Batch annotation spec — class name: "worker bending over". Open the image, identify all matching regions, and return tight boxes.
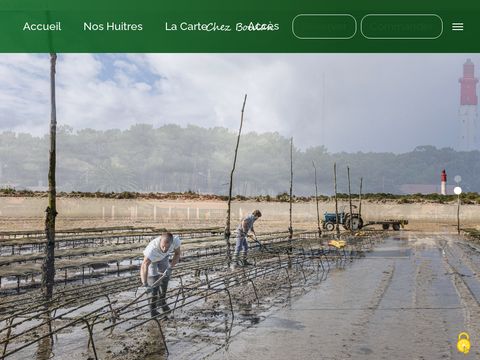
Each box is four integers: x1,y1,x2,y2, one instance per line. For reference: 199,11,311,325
140,232,181,317
234,209,262,266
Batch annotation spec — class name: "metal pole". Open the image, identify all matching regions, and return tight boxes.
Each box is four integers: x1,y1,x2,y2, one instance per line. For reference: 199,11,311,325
457,194,460,235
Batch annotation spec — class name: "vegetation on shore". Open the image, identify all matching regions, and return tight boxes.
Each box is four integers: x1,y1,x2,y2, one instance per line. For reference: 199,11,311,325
464,228,480,241
1,188,479,204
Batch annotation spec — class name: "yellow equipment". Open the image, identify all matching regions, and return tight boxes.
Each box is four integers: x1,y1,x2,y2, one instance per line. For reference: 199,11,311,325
327,240,346,249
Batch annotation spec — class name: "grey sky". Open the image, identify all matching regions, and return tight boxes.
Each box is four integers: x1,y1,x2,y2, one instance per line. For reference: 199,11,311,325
0,53,478,153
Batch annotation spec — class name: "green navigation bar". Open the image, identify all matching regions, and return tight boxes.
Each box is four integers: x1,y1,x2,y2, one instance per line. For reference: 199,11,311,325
0,0,478,52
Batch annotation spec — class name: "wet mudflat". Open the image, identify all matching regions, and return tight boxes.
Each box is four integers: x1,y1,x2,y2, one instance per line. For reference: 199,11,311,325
210,233,480,360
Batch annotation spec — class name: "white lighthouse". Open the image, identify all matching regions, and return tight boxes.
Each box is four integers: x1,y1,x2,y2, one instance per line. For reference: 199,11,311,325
458,59,478,151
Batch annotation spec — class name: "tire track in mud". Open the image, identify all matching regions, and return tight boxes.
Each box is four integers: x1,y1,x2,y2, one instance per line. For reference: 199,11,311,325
411,238,453,359
340,262,396,358
443,241,480,307
411,255,439,358
453,241,480,281
442,240,480,359
355,234,453,360
344,234,465,359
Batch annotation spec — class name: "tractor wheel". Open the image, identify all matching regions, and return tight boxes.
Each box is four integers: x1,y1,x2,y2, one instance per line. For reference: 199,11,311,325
325,222,335,231
358,217,364,229
392,223,401,231
343,214,350,230
382,224,390,230
346,217,361,231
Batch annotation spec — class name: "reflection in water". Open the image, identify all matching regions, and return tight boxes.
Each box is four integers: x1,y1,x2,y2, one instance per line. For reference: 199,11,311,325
319,269,329,282
267,316,306,330
35,319,53,360
238,303,261,325
224,313,233,350
36,335,53,360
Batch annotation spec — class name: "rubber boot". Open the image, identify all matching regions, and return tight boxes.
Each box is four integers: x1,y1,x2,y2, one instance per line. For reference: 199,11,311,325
150,306,160,317
159,278,171,312
241,251,251,266
150,293,160,317
231,253,240,269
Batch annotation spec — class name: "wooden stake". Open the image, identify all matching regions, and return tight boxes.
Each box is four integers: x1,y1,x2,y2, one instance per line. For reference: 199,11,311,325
289,137,293,239
347,166,353,232
312,161,321,237
359,177,363,218
42,53,58,301
288,138,294,269
225,94,247,265
334,162,340,235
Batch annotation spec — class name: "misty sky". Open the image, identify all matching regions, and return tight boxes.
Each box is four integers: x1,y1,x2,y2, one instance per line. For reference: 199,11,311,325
0,53,478,153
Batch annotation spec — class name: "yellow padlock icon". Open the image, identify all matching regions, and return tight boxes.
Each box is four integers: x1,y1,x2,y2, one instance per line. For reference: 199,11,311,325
457,332,471,354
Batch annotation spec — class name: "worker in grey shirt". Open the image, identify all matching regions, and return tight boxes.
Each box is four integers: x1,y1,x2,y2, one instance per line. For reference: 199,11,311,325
234,209,262,266
140,232,181,317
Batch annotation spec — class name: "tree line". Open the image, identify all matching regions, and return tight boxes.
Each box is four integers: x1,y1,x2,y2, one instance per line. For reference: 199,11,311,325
1,124,479,195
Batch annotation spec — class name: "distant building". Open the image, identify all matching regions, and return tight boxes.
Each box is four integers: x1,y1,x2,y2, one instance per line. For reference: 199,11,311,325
441,169,447,195
458,59,479,151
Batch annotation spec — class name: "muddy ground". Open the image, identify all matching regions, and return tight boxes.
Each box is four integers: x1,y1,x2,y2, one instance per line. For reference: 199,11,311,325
15,231,480,360
2,198,480,359
208,232,480,360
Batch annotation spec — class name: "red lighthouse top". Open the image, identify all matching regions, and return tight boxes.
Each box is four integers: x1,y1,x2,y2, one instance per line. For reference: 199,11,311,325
459,59,478,105
441,169,447,182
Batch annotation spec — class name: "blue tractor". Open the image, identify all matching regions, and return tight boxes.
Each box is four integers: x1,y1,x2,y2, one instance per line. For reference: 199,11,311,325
322,206,363,231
